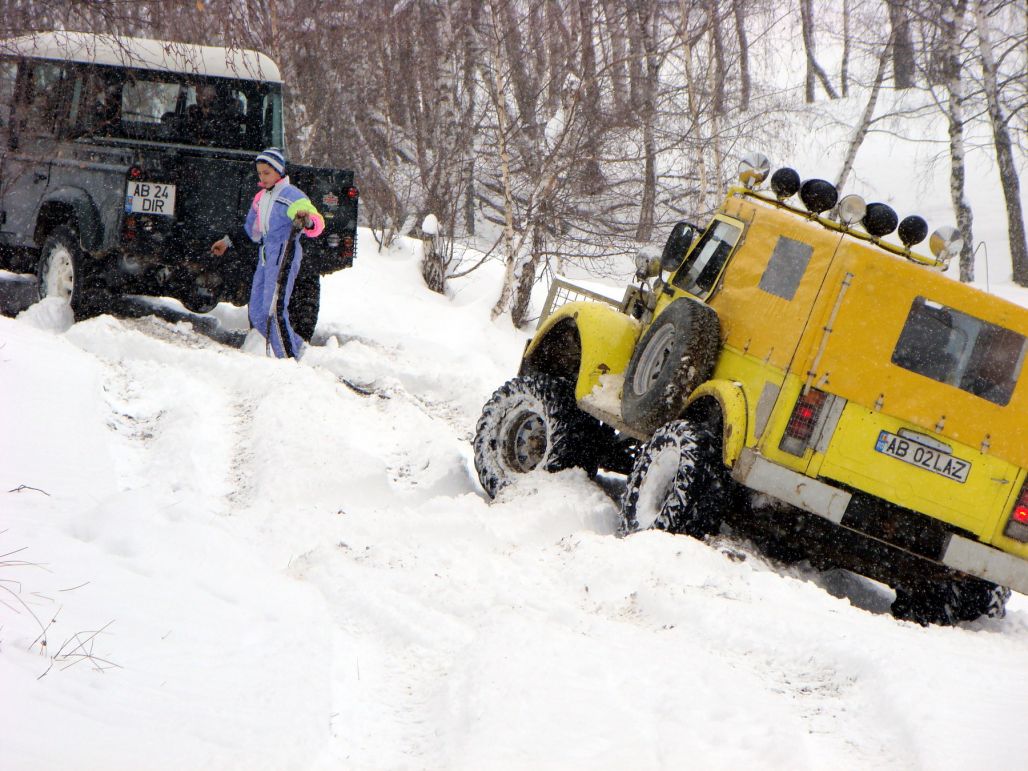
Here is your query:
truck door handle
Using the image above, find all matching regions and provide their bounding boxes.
[34,172,47,183]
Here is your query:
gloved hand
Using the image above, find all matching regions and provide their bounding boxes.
[293,215,314,230]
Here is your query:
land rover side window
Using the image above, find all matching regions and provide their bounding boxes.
[18,61,68,137]
[758,236,813,301]
[0,60,16,142]
[671,219,743,296]
[892,296,1026,406]
[69,68,123,138]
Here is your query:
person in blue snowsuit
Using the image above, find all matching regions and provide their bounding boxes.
[211,148,324,359]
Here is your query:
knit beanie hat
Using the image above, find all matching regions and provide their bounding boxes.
[255,147,286,176]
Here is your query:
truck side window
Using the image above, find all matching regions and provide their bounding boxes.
[758,236,813,301]
[671,219,742,296]
[0,60,16,144]
[892,296,1026,406]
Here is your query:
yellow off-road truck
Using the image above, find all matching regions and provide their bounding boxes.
[473,155,1028,625]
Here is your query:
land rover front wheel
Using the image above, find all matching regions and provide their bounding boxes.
[37,225,104,320]
[619,418,729,538]
[473,374,589,498]
[621,299,720,434]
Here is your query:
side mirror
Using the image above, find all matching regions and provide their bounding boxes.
[660,221,695,273]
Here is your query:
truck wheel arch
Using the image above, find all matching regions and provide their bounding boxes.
[683,380,749,467]
[519,303,641,401]
[35,188,104,253]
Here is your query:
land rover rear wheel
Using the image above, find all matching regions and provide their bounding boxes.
[37,225,105,320]
[619,418,730,538]
[621,299,720,434]
[473,374,592,498]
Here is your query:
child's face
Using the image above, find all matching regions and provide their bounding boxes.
[256,162,282,189]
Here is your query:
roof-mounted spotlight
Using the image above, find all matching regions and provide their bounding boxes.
[837,194,867,225]
[799,179,838,214]
[770,168,801,200]
[898,215,928,248]
[862,202,898,237]
[929,225,963,270]
[738,152,770,188]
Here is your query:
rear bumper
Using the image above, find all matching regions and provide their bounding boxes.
[732,448,1028,595]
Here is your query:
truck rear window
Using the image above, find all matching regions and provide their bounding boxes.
[891,296,1026,406]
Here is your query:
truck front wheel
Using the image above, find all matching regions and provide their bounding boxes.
[473,374,593,498]
[37,225,106,320]
[619,419,730,538]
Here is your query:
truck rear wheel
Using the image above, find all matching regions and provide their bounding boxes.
[473,374,593,498]
[37,225,106,320]
[891,576,1010,626]
[619,418,730,537]
[288,264,320,342]
[621,299,720,434]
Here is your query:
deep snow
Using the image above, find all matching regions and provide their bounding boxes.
[5,92,1028,769]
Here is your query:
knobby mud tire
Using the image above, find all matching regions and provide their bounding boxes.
[473,374,599,498]
[621,299,720,435]
[619,418,731,537]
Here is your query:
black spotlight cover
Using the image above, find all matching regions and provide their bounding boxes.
[770,167,801,199]
[863,202,898,237]
[897,215,928,247]
[799,179,838,214]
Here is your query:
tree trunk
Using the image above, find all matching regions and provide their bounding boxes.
[733,0,750,111]
[835,38,892,193]
[800,0,839,102]
[840,0,850,97]
[634,2,658,241]
[975,0,1028,284]
[888,0,916,89]
[941,0,976,282]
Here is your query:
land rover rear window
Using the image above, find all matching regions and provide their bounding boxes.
[891,296,1026,406]
[671,219,742,296]
[759,236,813,300]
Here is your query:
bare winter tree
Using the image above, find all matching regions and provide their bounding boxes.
[973,0,1028,284]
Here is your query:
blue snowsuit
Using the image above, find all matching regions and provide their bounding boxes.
[243,177,322,358]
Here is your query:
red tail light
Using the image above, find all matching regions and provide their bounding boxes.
[342,235,355,260]
[346,186,359,200]
[780,388,828,456]
[1004,481,1028,542]
[123,214,137,241]
[129,166,143,179]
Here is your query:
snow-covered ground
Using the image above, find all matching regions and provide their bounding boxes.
[4,221,1028,770]
[6,86,1028,768]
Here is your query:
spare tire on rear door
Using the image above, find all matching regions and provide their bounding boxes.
[621,298,720,434]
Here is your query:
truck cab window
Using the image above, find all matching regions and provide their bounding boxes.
[671,219,743,297]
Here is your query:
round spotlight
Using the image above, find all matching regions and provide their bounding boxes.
[898,215,928,248]
[837,194,867,225]
[862,202,898,237]
[770,167,801,200]
[929,225,964,265]
[799,179,838,214]
[738,152,771,188]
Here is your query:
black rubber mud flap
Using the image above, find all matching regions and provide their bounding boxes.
[621,298,720,435]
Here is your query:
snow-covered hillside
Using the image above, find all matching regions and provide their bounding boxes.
[4,220,1028,770]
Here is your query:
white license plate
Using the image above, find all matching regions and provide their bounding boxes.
[125,181,176,216]
[874,430,970,483]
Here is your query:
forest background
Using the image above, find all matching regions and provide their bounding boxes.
[2,0,1027,326]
